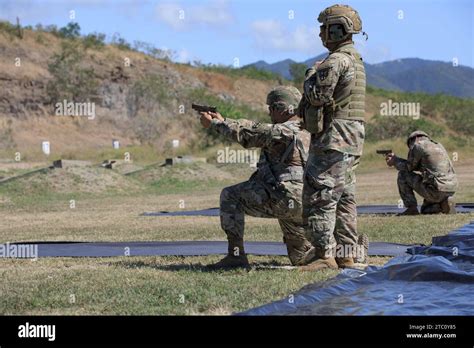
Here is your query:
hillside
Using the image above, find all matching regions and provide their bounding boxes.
[0,22,472,163]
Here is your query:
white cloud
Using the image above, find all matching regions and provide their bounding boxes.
[155,0,234,31]
[0,0,144,23]
[156,3,183,30]
[251,19,323,54]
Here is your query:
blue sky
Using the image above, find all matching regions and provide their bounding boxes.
[1,0,473,67]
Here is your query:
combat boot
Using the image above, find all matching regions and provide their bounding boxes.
[354,233,369,264]
[296,246,318,266]
[420,201,442,214]
[396,206,419,216]
[207,254,250,270]
[440,196,456,214]
[299,256,338,271]
[335,257,355,268]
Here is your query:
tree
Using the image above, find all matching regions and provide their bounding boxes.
[58,22,81,39]
[289,63,308,86]
[47,41,97,103]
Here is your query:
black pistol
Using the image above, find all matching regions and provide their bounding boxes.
[376,149,393,155]
[191,103,217,113]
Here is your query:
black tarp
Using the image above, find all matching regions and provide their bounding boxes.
[142,203,474,217]
[10,240,413,258]
[239,221,474,315]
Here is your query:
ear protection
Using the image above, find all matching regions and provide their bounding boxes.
[328,24,346,41]
[271,101,290,114]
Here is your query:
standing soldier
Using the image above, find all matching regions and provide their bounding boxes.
[385,131,458,215]
[198,86,315,268]
[299,4,368,270]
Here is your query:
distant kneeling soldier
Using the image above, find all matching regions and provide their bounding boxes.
[198,86,314,268]
[386,131,458,215]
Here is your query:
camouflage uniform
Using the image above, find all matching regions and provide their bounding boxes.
[300,40,366,258]
[395,135,458,213]
[210,105,313,265]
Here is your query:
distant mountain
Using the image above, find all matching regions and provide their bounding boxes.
[301,53,328,68]
[251,59,297,80]
[366,59,474,97]
[245,56,474,98]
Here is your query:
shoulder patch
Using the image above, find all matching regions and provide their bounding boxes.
[317,67,331,81]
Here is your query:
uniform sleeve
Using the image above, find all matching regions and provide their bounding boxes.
[406,145,423,171]
[304,53,351,107]
[210,117,277,149]
[394,157,408,172]
[394,145,423,172]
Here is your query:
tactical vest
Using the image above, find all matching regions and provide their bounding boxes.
[256,121,309,185]
[324,44,366,122]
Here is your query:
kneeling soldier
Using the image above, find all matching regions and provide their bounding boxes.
[198,86,314,268]
[386,131,458,215]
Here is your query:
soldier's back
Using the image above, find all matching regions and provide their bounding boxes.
[417,139,458,192]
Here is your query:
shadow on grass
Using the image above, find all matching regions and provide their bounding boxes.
[109,258,292,273]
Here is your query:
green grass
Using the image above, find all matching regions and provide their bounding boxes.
[0,256,338,315]
[1,185,473,314]
[59,144,168,164]
[0,212,472,315]
[0,162,241,210]
[148,177,229,195]
[0,171,137,210]
[0,166,46,179]
[1,159,473,315]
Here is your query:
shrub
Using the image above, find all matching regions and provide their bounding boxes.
[58,22,81,39]
[46,41,97,103]
[133,41,175,60]
[289,63,307,85]
[445,103,474,137]
[111,33,131,50]
[0,119,15,149]
[82,32,106,49]
[43,24,60,37]
[35,32,46,45]
[0,21,21,39]
[126,75,168,118]
[367,86,474,137]
[365,115,445,142]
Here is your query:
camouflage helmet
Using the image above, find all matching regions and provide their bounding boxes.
[318,4,363,44]
[407,130,430,146]
[266,86,302,115]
